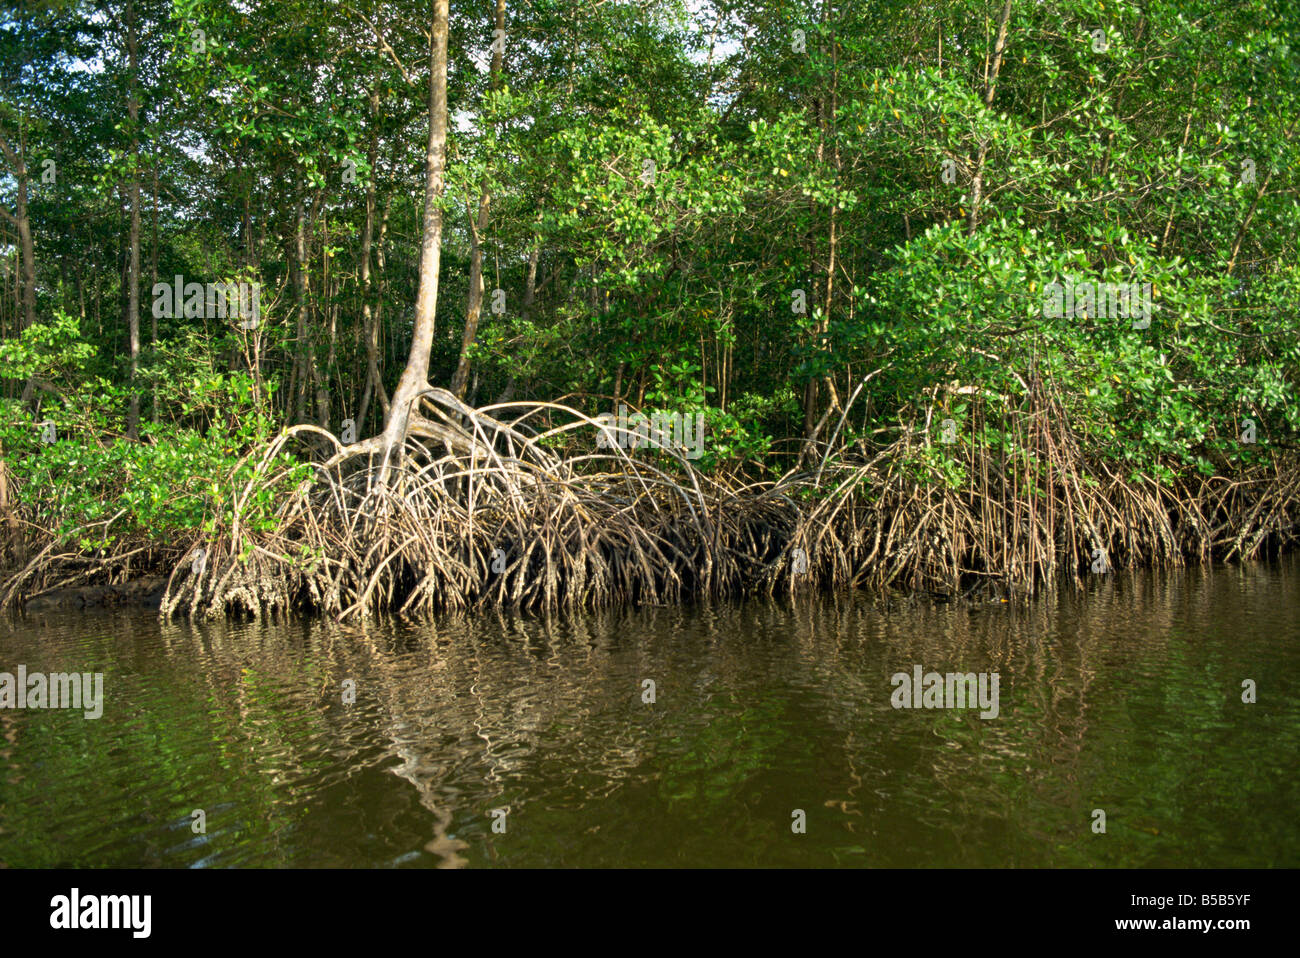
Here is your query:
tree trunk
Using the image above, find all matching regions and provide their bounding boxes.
[451,196,490,400]
[374,196,392,408]
[0,125,37,332]
[293,199,310,422]
[965,0,1013,237]
[317,216,334,427]
[125,0,142,439]
[495,222,541,405]
[150,145,160,422]
[357,70,388,432]
[450,0,506,399]
[377,0,451,469]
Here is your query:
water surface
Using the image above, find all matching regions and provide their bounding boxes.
[2,558,1297,867]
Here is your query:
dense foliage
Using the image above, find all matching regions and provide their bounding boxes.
[2,0,1297,541]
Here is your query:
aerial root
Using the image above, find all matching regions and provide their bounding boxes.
[6,389,1295,617]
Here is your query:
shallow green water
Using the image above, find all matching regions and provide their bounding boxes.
[1,558,1297,867]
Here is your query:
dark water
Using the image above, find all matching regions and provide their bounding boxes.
[2,558,1297,868]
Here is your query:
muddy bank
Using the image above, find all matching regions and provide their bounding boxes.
[21,576,168,613]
